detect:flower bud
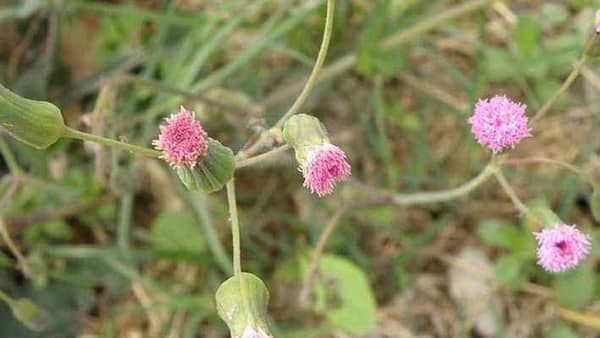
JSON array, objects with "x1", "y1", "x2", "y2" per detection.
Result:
[
  {"x1": 10, "y1": 298, "x2": 48, "y2": 331},
  {"x1": 174, "y1": 137, "x2": 235, "y2": 193},
  {"x1": 282, "y1": 114, "x2": 329, "y2": 164},
  {"x1": 283, "y1": 114, "x2": 351, "y2": 197},
  {"x1": 215, "y1": 273, "x2": 273, "y2": 338},
  {"x1": 0, "y1": 83, "x2": 65, "y2": 149},
  {"x1": 525, "y1": 204, "x2": 563, "y2": 229}
]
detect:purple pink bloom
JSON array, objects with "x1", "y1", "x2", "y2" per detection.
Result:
[
  {"x1": 596, "y1": 10, "x2": 600, "y2": 33},
  {"x1": 153, "y1": 106, "x2": 208, "y2": 167},
  {"x1": 240, "y1": 326, "x2": 271, "y2": 338},
  {"x1": 468, "y1": 95, "x2": 531, "y2": 153},
  {"x1": 534, "y1": 224, "x2": 592, "y2": 273},
  {"x1": 301, "y1": 143, "x2": 351, "y2": 197}
]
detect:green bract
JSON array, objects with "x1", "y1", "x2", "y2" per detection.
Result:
[
  {"x1": 282, "y1": 114, "x2": 329, "y2": 164},
  {"x1": 215, "y1": 273, "x2": 273, "y2": 338},
  {"x1": 0, "y1": 83, "x2": 65, "y2": 149},
  {"x1": 175, "y1": 138, "x2": 234, "y2": 193}
]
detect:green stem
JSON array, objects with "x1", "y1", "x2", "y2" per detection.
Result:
[
  {"x1": 0, "y1": 289, "x2": 13, "y2": 306},
  {"x1": 0, "y1": 217, "x2": 31, "y2": 277},
  {"x1": 63, "y1": 127, "x2": 160, "y2": 158},
  {"x1": 235, "y1": 145, "x2": 290, "y2": 169},
  {"x1": 392, "y1": 158, "x2": 496, "y2": 206},
  {"x1": 238, "y1": 0, "x2": 336, "y2": 159},
  {"x1": 0, "y1": 137, "x2": 23, "y2": 175},
  {"x1": 226, "y1": 180, "x2": 242, "y2": 275},
  {"x1": 494, "y1": 169, "x2": 529, "y2": 214},
  {"x1": 274, "y1": 0, "x2": 336, "y2": 129},
  {"x1": 263, "y1": 0, "x2": 492, "y2": 110}
]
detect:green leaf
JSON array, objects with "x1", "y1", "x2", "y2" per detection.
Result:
[
  {"x1": 175, "y1": 138, "x2": 235, "y2": 193},
  {"x1": 9, "y1": 298, "x2": 48, "y2": 331},
  {"x1": 477, "y1": 219, "x2": 520, "y2": 249},
  {"x1": 494, "y1": 254, "x2": 526, "y2": 289},
  {"x1": 215, "y1": 273, "x2": 273, "y2": 337},
  {"x1": 544, "y1": 322, "x2": 582, "y2": 338},
  {"x1": 483, "y1": 48, "x2": 517, "y2": 82},
  {"x1": 307, "y1": 254, "x2": 377, "y2": 334},
  {"x1": 553, "y1": 266, "x2": 595, "y2": 309},
  {"x1": 150, "y1": 211, "x2": 206, "y2": 254}
]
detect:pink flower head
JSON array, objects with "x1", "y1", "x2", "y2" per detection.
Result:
[
  {"x1": 302, "y1": 143, "x2": 351, "y2": 197},
  {"x1": 240, "y1": 326, "x2": 272, "y2": 338},
  {"x1": 153, "y1": 106, "x2": 208, "y2": 167},
  {"x1": 595, "y1": 10, "x2": 600, "y2": 33},
  {"x1": 534, "y1": 224, "x2": 592, "y2": 273},
  {"x1": 468, "y1": 95, "x2": 531, "y2": 153}
]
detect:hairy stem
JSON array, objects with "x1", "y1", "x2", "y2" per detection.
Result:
[
  {"x1": 392, "y1": 158, "x2": 496, "y2": 206},
  {"x1": 494, "y1": 169, "x2": 529, "y2": 214},
  {"x1": 238, "y1": 0, "x2": 336, "y2": 159},
  {"x1": 235, "y1": 145, "x2": 290, "y2": 169},
  {"x1": 226, "y1": 180, "x2": 242, "y2": 275},
  {"x1": 64, "y1": 127, "x2": 160, "y2": 158},
  {"x1": 0, "y1": 217, "x2": 31, "y2": 277},
  {"x1": 274, "y1": 0, "x2": 335, "y2": 129}
]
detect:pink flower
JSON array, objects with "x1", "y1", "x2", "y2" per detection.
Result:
[
  {"x1": 302, "y1": 143, "x2": 351, "y2": 197},
  {"x1": 153, "y1": 106, "x2": 208, "y2": 167},
  {"x1": 468, "y1": 95, "x2": 531, "y2": 153},
  {"x1": 240, "y1": 326, "x2": 272, "y2": 338},
  {"x1": 534, "y1": 224, "x2": 592, "y2": 273},
  {"x1": 595, "y1": 10, "x2": 600, "y2": 33}
]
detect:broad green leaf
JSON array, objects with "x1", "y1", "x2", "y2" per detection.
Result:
[
  {"x1": 495, "y1": 254, "x2": 526, "y2": 290},
  {"x1": 553, "y1": 266, "x2": 595, "y2": 309},
  {"x1": 544, "y1": 322, "x2": 582, "y2": 338},
  {"x1": 150, "y1": 211, "x2": 206, "y2": 254},
  {"x1": 483, "y1": 48, "x2": 517, "y2": 82},
  {"x1": 307, "y1": 254, "x2": 377, "y2": 334},
  {"x1": 477, "y1": 220, "x2": 520, "y2": 249}
]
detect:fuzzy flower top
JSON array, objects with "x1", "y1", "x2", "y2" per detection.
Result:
[
  {"x1": 468, "y1": 95, "x2": 531, "y2": 153},
  {"x1": 153, "y1": 106, "x2": 208, "y2": 167},
  {"x1": 534, "y1": 224, "x2": 592, "y2": 273},
  {"x1": 302, "y1": 143, "x2": 351, "y2": 197},
  {"x1": 240, "y1": 326, "x2": 272, "y2": 338}
]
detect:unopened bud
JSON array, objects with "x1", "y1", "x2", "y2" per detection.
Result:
[
  {"x1": 216, "y1": 273, "x2": 274, "y2": 338},
  {"x1": 0, "y1": 83, "x2": 65, "y2": 149}
]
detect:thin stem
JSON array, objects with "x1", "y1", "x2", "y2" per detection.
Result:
[
  {"x1": 0, "y1": 217, "x2": 31, "y2": 277},
  {"x1": 263, "y1": 0, "x2": 492, "y2": 110},
  {"x1": 237, "y1": 0, "x2": 336, "y2": 159},
  {"x1": 274, "y1": 0, "x2": 335, "y2": 129},
  {"x1": 63, "y1": 127, "x2": 160, "y2": 158},
  {"x1": 0, "y1": 289, "x2": 13, "y2": 306},
  {"x1": 226, "y1": 180, "x2": 242, "y2": 275},
  {"x1": 235, "y1": 145, "x2": 290, "y2": 169},
  {"x1": 506, "y1": 156, "x2": 598, "y2": 190},
  {"x1": 494, "y1": 169, "x2": 529, "y2": 214},
  {"x1": 299, "y1": 208, "x2": 346, "y2": 307},
  {"x1": 531, "y1": 36, "x2": 596, "y2": 124},
  {"x1": 0, "y1": 137, "x2": 23, "y2": 175},
  {"x1": 391, "y1": 159, "x2": 496, "y2": 206}
]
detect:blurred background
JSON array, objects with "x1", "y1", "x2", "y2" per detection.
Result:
[{"x1": 1, "y1": 0, "x2": 600, "y2": 337}]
